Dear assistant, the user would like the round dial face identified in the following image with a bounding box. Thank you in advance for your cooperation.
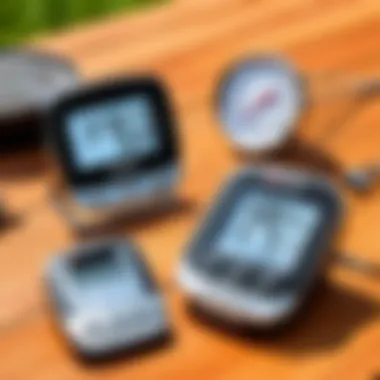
[217,56,304,153]
[0,51,78,118]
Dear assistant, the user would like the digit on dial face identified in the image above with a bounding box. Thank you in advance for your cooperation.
[217,56,304,153]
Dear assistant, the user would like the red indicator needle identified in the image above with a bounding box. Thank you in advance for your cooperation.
[240,89,280,123]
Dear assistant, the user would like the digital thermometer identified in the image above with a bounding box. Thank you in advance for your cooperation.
[178,166,342,329]
[216,55,304,154]
[46,76,180,230]
[45,238,170,359]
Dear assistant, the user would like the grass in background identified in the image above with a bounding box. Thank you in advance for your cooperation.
[0,0,163,46]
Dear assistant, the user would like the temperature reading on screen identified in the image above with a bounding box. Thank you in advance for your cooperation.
[67,95,160,172]
[216,193,322,273]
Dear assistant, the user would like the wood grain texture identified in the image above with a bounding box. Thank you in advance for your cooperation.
[1,0,380,379]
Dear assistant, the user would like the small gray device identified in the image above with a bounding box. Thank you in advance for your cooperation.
[45,238,170,358]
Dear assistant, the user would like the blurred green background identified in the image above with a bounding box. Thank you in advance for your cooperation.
[0,0,162,46]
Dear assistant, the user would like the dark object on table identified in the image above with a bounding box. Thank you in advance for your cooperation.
[0,198,18,230]
[0,49,79,153]
[0,200,5,223]
[346,165,380,193]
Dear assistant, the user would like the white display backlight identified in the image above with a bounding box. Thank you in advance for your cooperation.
[215,192,322,274]
[67,95,160,172]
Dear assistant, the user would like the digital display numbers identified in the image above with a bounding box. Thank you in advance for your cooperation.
[66,95,160,172]
[215,192,322,273]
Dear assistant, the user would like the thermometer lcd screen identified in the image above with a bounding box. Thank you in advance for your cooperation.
[66,95,160,173]
[71,248,145,300]
[215,192,322,274]
[49,77,178,188]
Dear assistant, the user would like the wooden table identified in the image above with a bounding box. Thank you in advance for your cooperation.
[1,0,380,379]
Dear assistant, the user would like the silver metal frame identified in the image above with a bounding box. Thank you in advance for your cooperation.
[50,164,180,233]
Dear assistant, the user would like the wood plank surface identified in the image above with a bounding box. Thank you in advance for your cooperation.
[1,0,380,379]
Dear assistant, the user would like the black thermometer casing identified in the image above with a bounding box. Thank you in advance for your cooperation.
[45,76,180,232]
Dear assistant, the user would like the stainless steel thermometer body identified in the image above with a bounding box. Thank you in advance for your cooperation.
[216,55,306,155]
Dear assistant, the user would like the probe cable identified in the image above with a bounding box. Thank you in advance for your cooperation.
[307,74,380,279]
